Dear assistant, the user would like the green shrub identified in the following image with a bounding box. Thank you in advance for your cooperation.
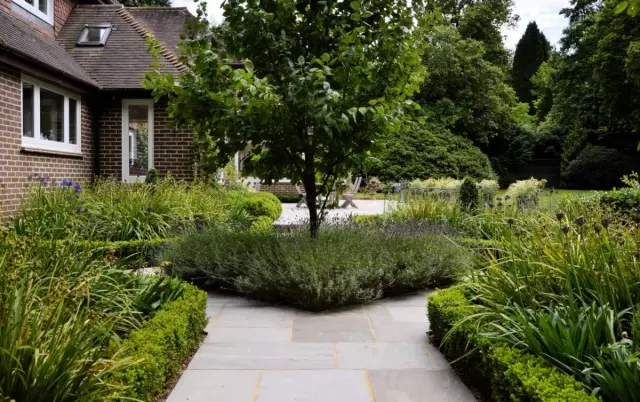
[249,216,274,233]
[112,284,207,401]
[71,237,175,268]
[428,288,597,402]
[563,145,639,190]
[375,124,496,183]
[236,191,282,220]
[275,194,301,203]
[165,224,469,311]
[458,177,479,211]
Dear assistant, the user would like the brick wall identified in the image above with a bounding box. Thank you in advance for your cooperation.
[0,63,95,215]
[99,98,194,180]
[260,183,300,195]
[54,0,73,37]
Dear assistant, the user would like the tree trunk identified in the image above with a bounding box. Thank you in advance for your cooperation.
[303,173,319,238]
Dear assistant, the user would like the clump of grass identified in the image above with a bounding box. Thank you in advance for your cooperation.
[165,223,469,311]
[15,178,281,241]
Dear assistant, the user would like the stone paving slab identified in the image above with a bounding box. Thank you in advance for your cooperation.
[188,343,337,370]
[336,343,440,369]
[212,306,294,328]
[292,314,376,342]
[204,327,291,343]
[257,370,373,402]
[166,370,259,402]
[368,369,475,402]
[169,290,474,401]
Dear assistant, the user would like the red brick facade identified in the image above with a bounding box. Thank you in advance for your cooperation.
[0,63,95,215]
[260,183,300,195]
[98,100,193,180]
[53,0,73,37]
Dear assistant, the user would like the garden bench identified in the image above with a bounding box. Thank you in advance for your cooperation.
[340,176,362,208]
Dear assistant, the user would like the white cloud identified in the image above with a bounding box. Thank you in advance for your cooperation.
[172,0,571,50]
[503,0,570,50]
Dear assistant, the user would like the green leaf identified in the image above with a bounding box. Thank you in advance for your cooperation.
[350,1,360,10]
[321,53,331,63]
[615,1,629,14]
[358,107,367,115]
[351,13,361,21]
[297,56,305,65]
[244,60,254,73]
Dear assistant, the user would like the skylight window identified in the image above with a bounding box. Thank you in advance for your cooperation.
[77,24,113,46]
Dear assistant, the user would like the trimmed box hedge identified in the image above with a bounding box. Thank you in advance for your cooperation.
[112,283,207,401]
[428,287,597,402]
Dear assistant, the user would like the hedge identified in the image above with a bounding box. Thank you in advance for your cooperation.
[428,287,597,402]
[112,283,207,400]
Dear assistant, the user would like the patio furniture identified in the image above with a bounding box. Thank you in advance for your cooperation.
[317,191,337,206]
[340,176,362,209]
[295,184,307,208]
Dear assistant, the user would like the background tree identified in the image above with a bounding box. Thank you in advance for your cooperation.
[536,0,640,189]
[373,123,496,182]
[426,0,517,69]
[512,22,551,113]
[144,0,429,237]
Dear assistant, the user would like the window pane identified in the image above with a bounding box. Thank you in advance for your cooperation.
[69,98,77,144]
[22,83,34,138]
[128,105,149,176]
[40,88,64,143]
[38,0,47,14]
[87,27,102,42]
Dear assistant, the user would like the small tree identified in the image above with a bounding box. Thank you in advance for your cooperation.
[459,177,479,211]
[144,0,429,237]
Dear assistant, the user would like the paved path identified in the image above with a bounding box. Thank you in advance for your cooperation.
[274,200,395,225]
[167,291,475,402]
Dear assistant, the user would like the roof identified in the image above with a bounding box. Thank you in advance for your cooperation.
[0,12,97,87]
[125,7,192,52]
[56,4,187,90]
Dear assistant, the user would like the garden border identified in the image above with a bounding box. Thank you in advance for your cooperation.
[111,283,208,400]
[427,287,597,402]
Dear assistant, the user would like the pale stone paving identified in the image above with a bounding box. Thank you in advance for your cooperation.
[167,291,476,402]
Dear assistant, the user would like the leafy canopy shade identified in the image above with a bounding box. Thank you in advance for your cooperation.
[144,0,430,236]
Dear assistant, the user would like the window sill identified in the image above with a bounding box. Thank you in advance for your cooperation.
[21,146,84,158]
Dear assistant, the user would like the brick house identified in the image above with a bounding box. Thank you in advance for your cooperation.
[0,0,195,214]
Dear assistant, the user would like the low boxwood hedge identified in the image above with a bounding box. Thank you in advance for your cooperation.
[428,287,597,402]
[112,283,207,401]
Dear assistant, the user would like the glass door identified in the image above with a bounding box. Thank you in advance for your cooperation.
[121,100,153,181]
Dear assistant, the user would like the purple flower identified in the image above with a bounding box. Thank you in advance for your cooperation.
[488,203,495,208]
[574,216,585,226]
[561,225,570,234]
[73,182,81,193]
[594,224,602,234]
[497,201,503,207]
[556,212,565,221]
[506,217,515,226]
[76,206,84,214]
[601,217,611,228]
[40,179,47,186]
[505,195,512,200]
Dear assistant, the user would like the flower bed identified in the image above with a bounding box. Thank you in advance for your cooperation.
[428,287,596,402]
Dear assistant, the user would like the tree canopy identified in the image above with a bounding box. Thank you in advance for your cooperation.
[144,0,429,236]
[512,22,551,113]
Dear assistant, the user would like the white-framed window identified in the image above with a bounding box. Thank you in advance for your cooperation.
[121,99,154,182]
[13,0,53,25]
[21,75,82,155]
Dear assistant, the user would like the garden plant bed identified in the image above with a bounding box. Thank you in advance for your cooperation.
[165,223,469,311]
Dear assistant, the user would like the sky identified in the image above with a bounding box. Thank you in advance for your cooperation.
[172,0,571,50]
